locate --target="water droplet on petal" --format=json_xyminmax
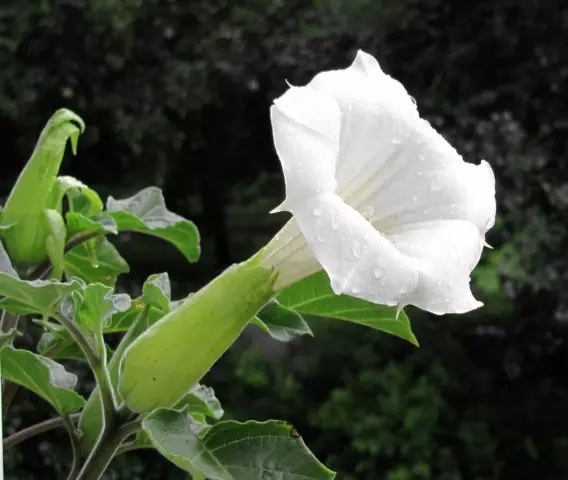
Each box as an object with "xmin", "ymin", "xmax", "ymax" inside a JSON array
[
  {"xmin": 312, "ymin": 207, "xmax": 322, "ymax": 217},
  {"xmin": 392, "ymin": 138, "xmax": 402, "ymax": 145},
  {"xmin": 418, "ymin": 154, "xmax": 425, "ymax": 161},
  {"xmin": 373, "ymin": 267, "xmax": 384, "ymax": 279},
  {"xmin": 411, "ymin": 194, "xmax": 419, "ymax": 201},
  {"xmin": 352, "ymin": 242, "xmax": 362, "ymax": 259}
]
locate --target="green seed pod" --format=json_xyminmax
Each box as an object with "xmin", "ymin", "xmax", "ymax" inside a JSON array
[
  {"xmin": 2, "ymin": 109, "xmax": 84, "ymax": 266},
  {"xmin": 119, "ymin": 254, "xmax": 277, "ymax": 412}
]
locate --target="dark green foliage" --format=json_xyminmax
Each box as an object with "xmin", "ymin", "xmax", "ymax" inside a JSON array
[{"xmin": 1, "ymin": 0, "xmax": 567, "ymax": 478}]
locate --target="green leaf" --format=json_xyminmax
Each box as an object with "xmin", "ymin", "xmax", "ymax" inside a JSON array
[
  {"xmin": 37, "ymin": 321, "xmax": 112, "ymax": 362},
  {"xmin": 64, "ymin": 236, "xmax": 129, "ymax": 286},
  {"xmin": 44, "ymin": 209, "xmax": 67, "ymax": 279},
  {"xmin": 104, "ymin": 272, "xmax": 173, "ymax": 333},
  {"xmin": 0, "ymin": 244, "xmax": 81, "ymax": 315},
  {"xmin": 177, "ymin": 384, "xmax": 224, "ymax": 421},
  {"xmin": 62, "ymin": 283, "xmax": 131, "ymax": 335},
  {"xmin": 142, "ymin": 272, "xmax": 172, "ymax": 312},
  {"xmin": 66, "ymin": 212, "xmax": 117, "ymax": 238},
  {"xmin": 0, "ymin": 240, "xmax": 18, "ymax": 277},
  {"xmin": 105, "ymin": 303, "xmax": 163, "ymax": 333},
  {"xmin": 0, "ymin": 346, "xmax": 85, "ymax": 414},
  {"xmin": 0, "ymin": 329, "xmax": 20, "ymax": 347},
  {"xmin": 106, "ymin": 187, "xmax": 200, "ymax": 263},
  {"xmin": 38, "ymin": 330, "xmax": 85, "ymax": 361},
  {"xmin": 142, "ymin": 410, "xmax": 335, "ymax": 480},
  {"xmin": 50, "ymin": 175, "xmax": 103, "ymax": 216},
  {"xmin": 253, "ymin": 299, "xmax": 313, "ymax": 342},
  {"xmin": 277, "ymin": 272, "xmax": 418, "ymax": 346}
]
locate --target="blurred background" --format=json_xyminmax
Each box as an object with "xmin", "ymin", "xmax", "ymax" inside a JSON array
[{"xmin": 1, "ymin": 0, "xmax": 568, "ymax": 478}]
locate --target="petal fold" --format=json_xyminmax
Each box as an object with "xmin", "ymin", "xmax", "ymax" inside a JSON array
[{"xmin": 270, "ymin": 85, "xmax": 341, "ymax": 210}]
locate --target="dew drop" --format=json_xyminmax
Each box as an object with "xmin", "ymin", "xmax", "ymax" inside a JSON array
[
  {"xmin": 392, "ymin": 138, "xmax": 402, "ymax": 145},
  {"xmin": 312, "ymin": 207, "xmax": 322, "ymax": 217},
  {"xmin": 352, "ymin": 243, "xmax": 362, "ymax": 259},
  {"xmin": 411, "ymin": 194, "xmax": 419, "ymax": 201},
  {"xmin": 418, "ymin": 154, "xmax": 425, "ymax": 161},
  {"xmin": 373, "ymin": 267, "xmax": 384, "ymax": 279},
  {"xmin": 351, "ymin": 285, "xmax": 360, "ymax": 294},
  {"xmin": 331, "ymin": 212, "xmax": 339, "ymax": 230}
]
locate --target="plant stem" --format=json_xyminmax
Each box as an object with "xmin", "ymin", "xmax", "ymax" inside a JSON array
[
  {"xmin": 62, "ymin": 413, "xmax": 81, "ymax": 480},
  {"xmin": 27, "ymin": 230, "xmax": 103, "ymax": 281},
  {"xmin": 1, "ymin": 310, "xmax": 21, "ymax": 417},
  {"xmin": 75, "ymin": 418, "xmax": 141, "ymax": 480},
  {"xmin": 3, "ymin": 413, "xmax": 80, "ymax": 448},
  {"xmin": 1, "ymin": 377, "xmax": 18, "ymax": 417}
]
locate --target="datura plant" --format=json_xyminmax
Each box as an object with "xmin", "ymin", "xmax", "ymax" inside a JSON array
[{"xmin": 0, "ymin": 50, "xmax": 495, "ymax": 479}]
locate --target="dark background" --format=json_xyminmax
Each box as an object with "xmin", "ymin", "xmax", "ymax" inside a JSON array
[{"xmin": 2, "ymin": 0, "xmax": 568, "ymax": 479}]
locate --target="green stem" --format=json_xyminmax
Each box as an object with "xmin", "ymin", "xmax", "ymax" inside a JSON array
[
  {"xmin": 62, "ymin": 414, "xmax": 81, "ymax": 480},
  {"xmin": 75, "ymin": 418, "xmax": 141, "ymax": 480},
  {"xmin": 78, "ymin": 307, "xmax": 150, "ymax": 450},
  {"xmin": 3, "ymin": 413, "xmax": 80, "ymax": 448},
  {"xmin": 1, "ymin": 310, "xmax": 21, "ymax": 417},
  {"xmin": 27, "ymin": 230, "xmax": 102, "ymax": 281},
  {"xmin": 1, "ymin": 377, "xmax": 18, "ymax": 417},
  {"xmin": 56, "ymin": 313, "xmax": 117, "ymax": 421}
]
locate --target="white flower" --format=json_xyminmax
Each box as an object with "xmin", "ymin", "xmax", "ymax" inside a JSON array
[{"xmin": 261, "ymin": 50, "xmax": 496, "ymax": 315}]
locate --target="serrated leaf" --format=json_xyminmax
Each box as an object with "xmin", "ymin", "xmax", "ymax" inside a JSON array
[
  {"xmin": 0, "ymin": 247, "xmax": 81, "ymax": 314},
  {"xmin": 64, "ymin": 236, "xmax": 129, "ymax": 286},
  {"xmin": 277, "ymin": 272, "xmax": 418, "ymax": 346},
  {"xmin": 0, "ymin": 346, "xmax": 85, "ymax": 414},
  {"xmin": 177, "ymin": 384, "xmax": 224, "ymax": 421},
  {"xmin": 62, "ymin": 283, "xmax": 131, "ymax": 334},
  {"xmin": 44, "ymin": 209, "xmax": 67, "ymax": 279},
  {"xmin": 106, "ymin": 187, "xmax": 200, "ymax": 263},
  {"xmin": 253, "ymin": 299, "xmax": 313, "ymax": 342},
  {"xmin": 142, "ymin": 410, "xmax": 335, "ymax": 480},
  {"xmin": 66, "ymin": 212, "xmax": 117, "ymax": 238},
  {"xmin": 143, "ymin": 273, "xmax": 171, "ymax": 312}
]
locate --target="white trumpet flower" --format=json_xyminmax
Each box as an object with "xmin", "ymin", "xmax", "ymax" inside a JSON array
[{"xmin": 261, "ymin": 50, "xmax": 496, "ymax": 315}]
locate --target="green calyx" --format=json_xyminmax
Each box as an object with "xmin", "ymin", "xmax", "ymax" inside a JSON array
[
  {"xmin": 2, "ymin": 109, "xmax": 85, "ymax": 266},
  {"xmin": 119, "ymin": 253, "xmax": 278, "ymax": 413}
]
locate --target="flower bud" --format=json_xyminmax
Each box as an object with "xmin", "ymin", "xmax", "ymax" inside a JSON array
[
  {"xmin": 119, "ymin": 254, "xmax": 277, "ymax": 412},
  {"xmin": 2, "ymin": 109, "xmax": 84, "ymax": 266}
]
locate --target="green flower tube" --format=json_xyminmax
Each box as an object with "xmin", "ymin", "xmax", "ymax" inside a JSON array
[
  {"xmin": 119, "ymin": 254, "xmax": 278, "ymax": 413},
  {"xmin": 2, "ymin": 109, "xmax": 84, "ymax": 266}
]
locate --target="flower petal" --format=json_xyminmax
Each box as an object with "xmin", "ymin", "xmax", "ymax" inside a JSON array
[
  {"xmin": 290, "ymin": 193, "xmax": 419, "ymax": 307},
  {"xmin": 305, "ymin": 50, "xmax": 496, "ymax": 234},
  {"xmin": 270, "ymin": 85, "xmax": 341, "ymax": 210},
  {"xmin": 347, "ymin": 121, "xmax": 496, "ymax": 235},
  {"xmin": 307, "ymin": 50, "xmax": 419, "ymax": 195},
  {"xmin": 386, "ymin": 219, "xmax": 484, "ymax": 314}
]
